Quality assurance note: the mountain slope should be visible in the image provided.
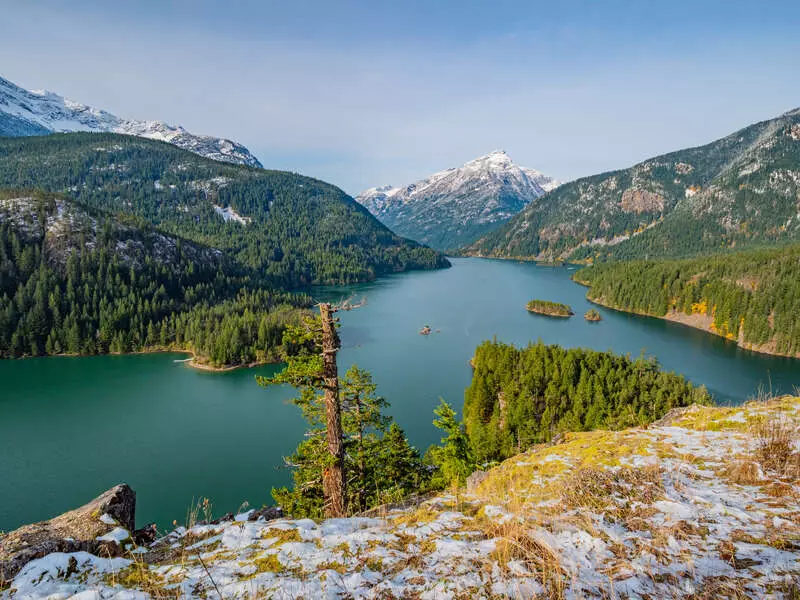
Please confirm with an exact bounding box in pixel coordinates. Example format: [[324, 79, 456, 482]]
[[0, 75, 262, 168], [467, 109, 800, 261], [573, 243, 800, 358], [0, 133, 448, 287], [357, 151, 559, 251], [0, 190, 307, 364]]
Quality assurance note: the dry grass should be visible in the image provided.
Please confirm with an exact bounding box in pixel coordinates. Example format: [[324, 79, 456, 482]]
[[484, 520, 566, 599], [105, 558, 179, 599], [690, 575, 752, 599], [744, 415, 800, 487], [723, 459, 764, 485], [560, 464, 665, 514], [751, 416, 797, 472]]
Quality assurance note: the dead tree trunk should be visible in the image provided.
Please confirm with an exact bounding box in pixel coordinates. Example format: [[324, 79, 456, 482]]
[[319, 303, 345, 518]]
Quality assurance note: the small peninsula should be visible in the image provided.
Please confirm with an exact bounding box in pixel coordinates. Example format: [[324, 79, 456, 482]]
[[526, 299, 574, 318]]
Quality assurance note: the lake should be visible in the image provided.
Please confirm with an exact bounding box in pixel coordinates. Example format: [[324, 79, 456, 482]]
[[1, 257, 797, 532]]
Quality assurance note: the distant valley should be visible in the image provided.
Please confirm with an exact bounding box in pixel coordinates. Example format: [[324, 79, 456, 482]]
[[0, 132, 447, 365]]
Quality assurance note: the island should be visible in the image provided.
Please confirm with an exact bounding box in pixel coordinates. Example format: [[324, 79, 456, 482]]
[[584, 309, 602, 322], [525, 299, 574, 318]]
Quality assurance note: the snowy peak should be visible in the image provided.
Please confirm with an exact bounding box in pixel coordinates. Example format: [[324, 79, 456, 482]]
[[355, 152, 559, 250], [463, 149, 514, 169], [0, 76, 262, 168]]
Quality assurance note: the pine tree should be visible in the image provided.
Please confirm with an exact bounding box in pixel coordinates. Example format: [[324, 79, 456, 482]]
[[426, 400, 475, 488]]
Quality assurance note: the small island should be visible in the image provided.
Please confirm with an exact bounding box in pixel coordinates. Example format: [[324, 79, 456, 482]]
[[526, 299, 574, 318], [584, 308, 602, 322]]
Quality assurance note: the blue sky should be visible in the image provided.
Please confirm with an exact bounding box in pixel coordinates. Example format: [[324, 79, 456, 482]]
[[2, 0, 800, 194]]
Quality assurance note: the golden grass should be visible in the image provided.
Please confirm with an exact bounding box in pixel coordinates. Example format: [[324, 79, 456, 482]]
[[105, 561, 177, 599], [560, 464, 665, 514], [751, 415, 799, 476], [723, 459, 764, 485], [260, 526, 302, 545], [485, 520, 566, 599]]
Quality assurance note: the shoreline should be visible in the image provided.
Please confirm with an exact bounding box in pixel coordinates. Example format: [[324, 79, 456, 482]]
[[4, 348, 281, 372], [575, 283, 800, 361], [460, 251, 593, 267]]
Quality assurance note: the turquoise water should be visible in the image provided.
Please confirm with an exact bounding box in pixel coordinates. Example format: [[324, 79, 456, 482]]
[[1, 258, 797, 531]]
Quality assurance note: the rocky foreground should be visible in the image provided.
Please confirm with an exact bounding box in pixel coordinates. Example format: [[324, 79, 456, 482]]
[[2, 397, 799, 599]]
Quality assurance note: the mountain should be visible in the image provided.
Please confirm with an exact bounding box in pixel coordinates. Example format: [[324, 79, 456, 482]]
[[0, 75, 262, 168], [0, 189, 310, 364], [0, 132, 448, 287], [467, 109, 800, 261], [0, 133, 447, 364], [356, 150, 559, 251]]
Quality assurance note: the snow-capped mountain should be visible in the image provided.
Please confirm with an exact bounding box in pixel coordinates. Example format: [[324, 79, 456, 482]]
[[0, 76, 262, 168], [356, 150, 559, 251]]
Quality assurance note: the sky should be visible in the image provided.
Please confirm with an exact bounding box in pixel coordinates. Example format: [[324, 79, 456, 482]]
[[2, 0, 800, 195]]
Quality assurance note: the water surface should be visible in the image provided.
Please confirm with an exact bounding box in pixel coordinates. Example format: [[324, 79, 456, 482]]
[[1, 258, 797, 531]]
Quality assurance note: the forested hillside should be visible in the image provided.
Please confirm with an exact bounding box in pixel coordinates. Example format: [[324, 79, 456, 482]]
[[574, 244, 800, 358], [463, 341, 710, 463], [0, 191, 308, 365], [467, 108, 800, 261], [0, 133, 447, 287]]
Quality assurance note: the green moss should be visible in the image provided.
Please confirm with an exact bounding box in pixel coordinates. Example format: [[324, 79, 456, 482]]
[[253, 553, 285, 574], [261, 526, 302, 545]]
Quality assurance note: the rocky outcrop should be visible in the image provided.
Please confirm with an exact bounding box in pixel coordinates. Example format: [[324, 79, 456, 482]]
[[619, 188, 665, 214], [0, 484, 135, 582]]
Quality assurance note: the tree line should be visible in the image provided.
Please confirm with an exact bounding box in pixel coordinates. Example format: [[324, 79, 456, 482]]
[[574, 243, 800, 357], [0, 133, 447, 288], [462, 340, 710, 464]]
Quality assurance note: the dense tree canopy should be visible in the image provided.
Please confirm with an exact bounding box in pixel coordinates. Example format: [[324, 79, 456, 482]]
[[463, 341, 711, 464], [0, 132, 449, 365], [0, 132, 447, 288], [574, 244, 800, 357], [0, 191, 307, 366]]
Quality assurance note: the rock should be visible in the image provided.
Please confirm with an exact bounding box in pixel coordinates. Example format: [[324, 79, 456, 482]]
[[466, 470, 490, 492], [0, 484, 135, 583], [247, 506, 284, 522], [132, 522, 157, 546], [211, 512, 234, 525], [650, 404, 707, 427], [619, 188, 665, 214]]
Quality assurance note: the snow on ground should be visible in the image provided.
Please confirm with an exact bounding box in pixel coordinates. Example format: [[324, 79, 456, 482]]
[[2, 397, 799, 599], [213, 205, 250, 225]]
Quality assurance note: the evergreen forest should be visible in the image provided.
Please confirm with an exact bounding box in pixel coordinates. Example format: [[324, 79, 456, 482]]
[[574, 244, 800, 357], [463, 340, 711, 464]]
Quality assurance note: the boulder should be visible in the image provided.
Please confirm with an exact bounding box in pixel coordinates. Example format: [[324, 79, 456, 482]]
[[247, 506, 284, 522], [0, 484, 135, 583], [133, 522, 158, 546]]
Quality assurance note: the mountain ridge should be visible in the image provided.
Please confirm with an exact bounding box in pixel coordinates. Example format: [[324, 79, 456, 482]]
[[466, 109, 800, 261], [0, 132, 448, 287], [357, 150, 559, 251], [0, 75, 263, 168]]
